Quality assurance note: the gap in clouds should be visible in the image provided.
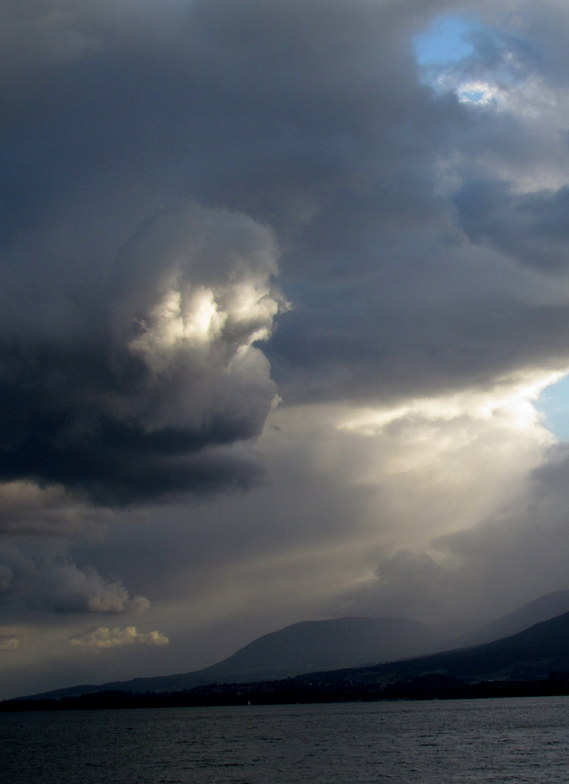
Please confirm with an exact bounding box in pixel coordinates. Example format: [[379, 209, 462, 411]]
[[414, 14, 478, 66], [538, 374, 569, 441], [413, 11, 515, 105]]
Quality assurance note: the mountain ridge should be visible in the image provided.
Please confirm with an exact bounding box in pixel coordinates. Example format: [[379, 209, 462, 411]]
[[22, 615, 441, 700], [9, 608, 569, 710], [306, 607, 569, 686], [449, 589, 569, 647], [15, 589, 569, 702]]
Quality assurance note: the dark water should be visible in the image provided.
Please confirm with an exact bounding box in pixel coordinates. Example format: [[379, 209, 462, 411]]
[[2, 696, 569, 783]]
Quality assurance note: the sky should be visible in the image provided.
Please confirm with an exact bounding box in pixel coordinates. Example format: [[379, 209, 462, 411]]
[[3, 0, 569, 700]]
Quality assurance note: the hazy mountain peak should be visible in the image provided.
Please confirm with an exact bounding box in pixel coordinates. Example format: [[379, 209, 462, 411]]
[[452, 590, 569, 648]]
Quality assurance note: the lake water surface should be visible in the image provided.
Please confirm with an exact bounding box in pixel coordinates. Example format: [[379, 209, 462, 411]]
[[2, 696, 569, 783]]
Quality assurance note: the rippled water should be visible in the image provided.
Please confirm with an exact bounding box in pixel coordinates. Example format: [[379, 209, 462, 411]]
[[2, 696, 569, 783]]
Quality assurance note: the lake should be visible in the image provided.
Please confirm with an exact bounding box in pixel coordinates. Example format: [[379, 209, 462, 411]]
[[2, 696, 569, 783]]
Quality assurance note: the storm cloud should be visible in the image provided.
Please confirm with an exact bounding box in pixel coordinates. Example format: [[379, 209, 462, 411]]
[[4, 0, 569, 494], [3, 0, 569, 697], [0, 201, 282, 503]]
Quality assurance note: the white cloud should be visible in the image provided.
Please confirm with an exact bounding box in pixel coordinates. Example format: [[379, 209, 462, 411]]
[[70, 626, 169, 650]]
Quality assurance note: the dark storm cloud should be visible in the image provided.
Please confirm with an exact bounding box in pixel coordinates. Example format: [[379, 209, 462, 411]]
[[456, 181, 569, 272], [0, 198, 280, 504], [5, 0, 569, 507], [1, 0, 453, 503], [487, 0, 569, 87], [2, 0, 443, 234]]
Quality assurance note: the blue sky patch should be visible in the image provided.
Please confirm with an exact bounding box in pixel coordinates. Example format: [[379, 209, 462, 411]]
[[414, 15, 478, 66], [539, 375, 569, 441]]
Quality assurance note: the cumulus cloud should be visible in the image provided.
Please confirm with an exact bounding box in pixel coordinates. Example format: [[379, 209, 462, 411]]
[[0, 203, 282, 505], [39, 564, 150, 615], [0, 550, 149, 617], [0, 482, 111, 537], [70, 626, 169, 650], [4, 0, 569, 493]]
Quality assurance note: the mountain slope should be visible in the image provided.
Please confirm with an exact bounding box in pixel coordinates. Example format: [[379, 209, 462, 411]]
[[23, 616, 442, 700], [20, 591, 569, 702], [451, 590, 569, 648], [14, 609, 569, 709], [198, 616, 442, 681], [310, 609, 569, 686]]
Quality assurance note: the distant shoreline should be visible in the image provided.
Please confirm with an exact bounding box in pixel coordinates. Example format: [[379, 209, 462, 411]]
[[3, 673, 569, 711]]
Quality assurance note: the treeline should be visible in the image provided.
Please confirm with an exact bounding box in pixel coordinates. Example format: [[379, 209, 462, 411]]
[[3, 671, 569, 711]]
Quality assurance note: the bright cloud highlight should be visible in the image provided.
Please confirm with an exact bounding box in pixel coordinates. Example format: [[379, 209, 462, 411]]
[[70, 627, 170, 650]]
